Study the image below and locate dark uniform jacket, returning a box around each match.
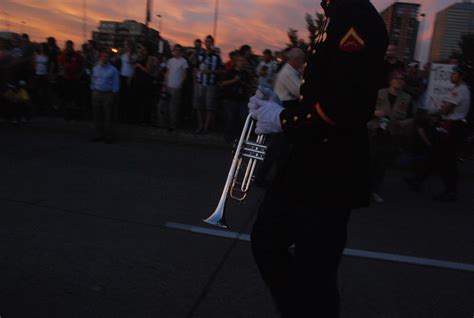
[274,0,389,209]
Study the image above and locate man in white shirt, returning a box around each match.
[157,44,188,131]
[254,48,305,187]
[257,49,276,89]
[434,65,471,201]
[273,48,305,105]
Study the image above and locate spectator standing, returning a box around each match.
[33,43,50,114]
[119,40,137,123]
[225,50,238,71]
[157,44,188,131]
[432,65,471,201]
[219,55,252,143]
[3,81,31,124]
[254,47,305,187]
[273,48,305,107]
[18,34,34,84]
[194,35,222,133]
[90,51,120,143]
[58,40,84,121]
[368,73,413,203]
[46,37,61,111]
[257,49,277,89]
[382,44,405,88]
[0,39,12,90]
[130,44,154,125]
[404,61,423,106]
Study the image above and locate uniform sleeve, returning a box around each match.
[279,3,388,134]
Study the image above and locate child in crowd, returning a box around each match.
[2,81,31,124]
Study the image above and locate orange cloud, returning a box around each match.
[1,0,462,63]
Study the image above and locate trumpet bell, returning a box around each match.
[203,114,266,229]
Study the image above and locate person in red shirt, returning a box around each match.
[58,40,83,121]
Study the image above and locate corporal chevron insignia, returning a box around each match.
[339,27,365,53]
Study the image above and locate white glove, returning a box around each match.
[258,86,282,105]
[248,86,282,114]
[251,101,284,135]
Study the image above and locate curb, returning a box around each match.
[17,117,231,149]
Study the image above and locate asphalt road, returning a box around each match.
[0,125,473,318]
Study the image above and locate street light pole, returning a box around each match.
[415,13,426,62]
[213,0,219,43]
[82,0,87,43]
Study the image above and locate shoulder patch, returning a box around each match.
[339,27,365,53]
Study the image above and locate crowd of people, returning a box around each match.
[0,33,472,202]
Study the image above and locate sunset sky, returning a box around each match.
[0,0,463,63]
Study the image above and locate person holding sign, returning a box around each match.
[406,65,471,201]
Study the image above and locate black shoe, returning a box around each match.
[90,136,104,142]
[433,192,457,202]
[104,137,114,144]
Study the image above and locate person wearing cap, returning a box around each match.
[256,49,277,89]
[247,0,388,315]
[90,50,120,143]
[368,72,413,203]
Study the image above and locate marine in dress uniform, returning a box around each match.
[248,0,388,316]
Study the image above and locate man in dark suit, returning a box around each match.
[248,0,389,316]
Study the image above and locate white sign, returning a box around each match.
[424,63,454,112]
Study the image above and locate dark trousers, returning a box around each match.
[118,76,131,123]
[251,188,351,318]
[416,121,467,193]
[92,91,115,139]
[62,78,81,120]
[223,99,248,143]
[370,132,397,193]
[32,75,51,114]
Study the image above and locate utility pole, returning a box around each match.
[213,0,219,42]
[156,14,162,33]
[82,0,87,43]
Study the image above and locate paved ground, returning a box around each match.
[0,122,473,318]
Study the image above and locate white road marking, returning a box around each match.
[165,222,474,273]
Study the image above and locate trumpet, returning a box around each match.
[203,114,267,228]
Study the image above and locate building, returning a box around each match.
[381,2,421,62]
[429,0,474,62]
[92,20,168,54]
[0,31,20,40]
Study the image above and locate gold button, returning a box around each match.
[282,119,287,125]
[306,114,312,119]
[312,49,316,54]
[304,63,308,68]
[293,116,299,122]
[301,79,305,84]
[299,95,304,101]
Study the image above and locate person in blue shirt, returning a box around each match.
[90,50,120,143]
